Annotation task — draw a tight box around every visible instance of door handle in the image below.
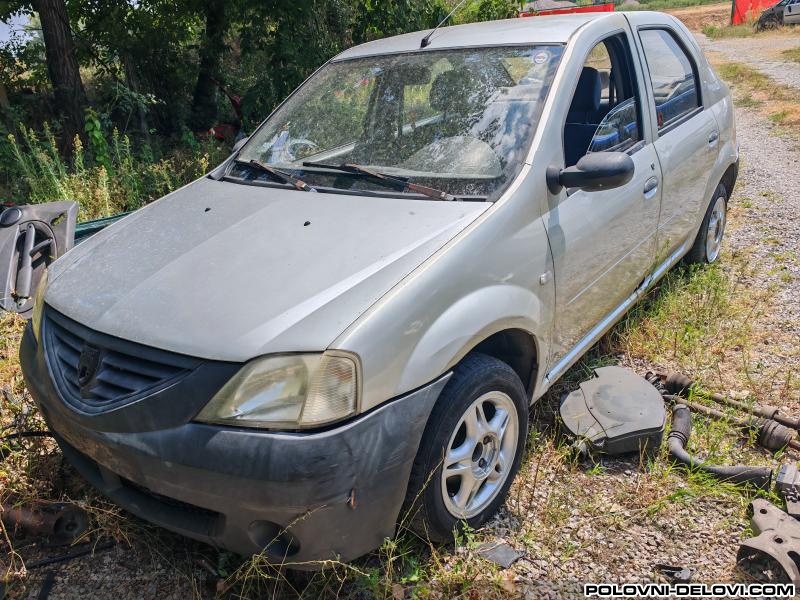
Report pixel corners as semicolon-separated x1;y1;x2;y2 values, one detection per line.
643;176;659;199
708;130;719;145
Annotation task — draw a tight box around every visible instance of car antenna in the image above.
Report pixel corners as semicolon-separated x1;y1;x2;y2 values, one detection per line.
420;0;469;48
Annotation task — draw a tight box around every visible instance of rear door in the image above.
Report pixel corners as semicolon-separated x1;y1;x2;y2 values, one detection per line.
627;18;720;261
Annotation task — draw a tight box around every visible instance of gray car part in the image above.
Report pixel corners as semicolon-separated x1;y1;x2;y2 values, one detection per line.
559;366;666;456
654;563;693;584
0;201;77;317
476;541;523;569
0;203;128;318
776;464;800;519
737;499;800;584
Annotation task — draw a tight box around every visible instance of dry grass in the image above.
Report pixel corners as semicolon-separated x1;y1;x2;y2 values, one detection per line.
782;46;800;64
663;2;730;31
714;61;800;131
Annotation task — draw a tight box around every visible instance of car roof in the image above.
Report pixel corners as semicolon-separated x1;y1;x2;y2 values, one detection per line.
333;13;615;61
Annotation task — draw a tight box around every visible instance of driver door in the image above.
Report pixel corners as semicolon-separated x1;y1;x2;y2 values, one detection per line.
546;32;662;363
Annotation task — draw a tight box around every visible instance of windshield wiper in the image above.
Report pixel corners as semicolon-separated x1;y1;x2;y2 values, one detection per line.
234;159;316;192
302;162;455;201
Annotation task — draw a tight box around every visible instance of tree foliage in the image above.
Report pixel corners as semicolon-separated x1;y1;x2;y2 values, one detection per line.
0;0;521;147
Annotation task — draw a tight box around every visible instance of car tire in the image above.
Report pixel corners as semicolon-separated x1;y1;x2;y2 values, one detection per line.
404;353;529;543
685;183;728;265
758;15;780;30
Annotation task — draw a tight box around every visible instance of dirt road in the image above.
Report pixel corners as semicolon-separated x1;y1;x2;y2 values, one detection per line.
698;31;800;90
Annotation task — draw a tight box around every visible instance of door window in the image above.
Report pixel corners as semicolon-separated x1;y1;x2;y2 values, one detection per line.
563;34;643;167
639;29;700;130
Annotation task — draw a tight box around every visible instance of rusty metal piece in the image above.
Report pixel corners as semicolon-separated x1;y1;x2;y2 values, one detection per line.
737;499;800;584
1;501;88;545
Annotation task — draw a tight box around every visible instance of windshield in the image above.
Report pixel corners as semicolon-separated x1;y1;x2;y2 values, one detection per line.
234;45;563;200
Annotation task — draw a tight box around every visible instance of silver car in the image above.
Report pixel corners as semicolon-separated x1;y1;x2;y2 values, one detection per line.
21;11;737;567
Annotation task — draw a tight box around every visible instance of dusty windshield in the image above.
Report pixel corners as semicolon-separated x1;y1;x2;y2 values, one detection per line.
233;45;563;200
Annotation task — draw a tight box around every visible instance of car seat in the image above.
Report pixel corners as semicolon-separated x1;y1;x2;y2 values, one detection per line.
564;66;602;167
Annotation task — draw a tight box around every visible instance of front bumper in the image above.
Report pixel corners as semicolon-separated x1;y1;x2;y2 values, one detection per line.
20;323;448;567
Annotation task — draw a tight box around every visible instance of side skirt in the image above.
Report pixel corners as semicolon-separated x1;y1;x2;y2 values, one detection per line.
542;240;689;388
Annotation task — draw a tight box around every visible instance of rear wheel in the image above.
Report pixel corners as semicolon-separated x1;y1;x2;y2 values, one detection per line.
686;183;728;265
404;353;529;542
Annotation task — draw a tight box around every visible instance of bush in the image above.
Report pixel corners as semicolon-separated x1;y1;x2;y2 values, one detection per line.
5;124;228;221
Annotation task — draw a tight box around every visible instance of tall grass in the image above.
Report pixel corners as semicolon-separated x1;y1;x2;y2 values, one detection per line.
5;125;227;221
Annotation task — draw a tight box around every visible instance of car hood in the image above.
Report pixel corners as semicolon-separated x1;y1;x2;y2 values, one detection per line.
46;177;489;361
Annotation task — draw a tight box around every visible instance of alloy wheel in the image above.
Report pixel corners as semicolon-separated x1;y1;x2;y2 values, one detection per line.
440;391;519;519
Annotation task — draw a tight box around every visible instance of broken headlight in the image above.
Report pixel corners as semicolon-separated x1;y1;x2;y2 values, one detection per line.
195;352;359;429
31;268;48;342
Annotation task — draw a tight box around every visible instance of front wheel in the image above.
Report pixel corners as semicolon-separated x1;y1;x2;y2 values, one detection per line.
686;183;728;264
404;353;529;542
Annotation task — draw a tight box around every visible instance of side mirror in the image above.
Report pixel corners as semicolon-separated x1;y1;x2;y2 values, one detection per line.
231;136;249;154
546;152;635;194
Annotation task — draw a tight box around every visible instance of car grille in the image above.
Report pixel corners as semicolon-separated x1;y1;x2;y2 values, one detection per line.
43;308;201;414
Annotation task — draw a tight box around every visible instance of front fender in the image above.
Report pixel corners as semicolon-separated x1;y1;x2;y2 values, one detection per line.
398;285;545;393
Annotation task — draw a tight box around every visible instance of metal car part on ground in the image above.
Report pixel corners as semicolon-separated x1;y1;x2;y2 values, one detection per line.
776;463;800;519
0;501;88;545
662;370;800;433
737;499;800;585
559;366;666;457
647;372;800;453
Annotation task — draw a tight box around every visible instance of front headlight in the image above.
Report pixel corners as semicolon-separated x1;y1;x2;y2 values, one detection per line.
31;268;48;341
195;352;359;429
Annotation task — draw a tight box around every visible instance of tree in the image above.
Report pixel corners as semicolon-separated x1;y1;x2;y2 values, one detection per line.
190;0;228;130
30;0;87;146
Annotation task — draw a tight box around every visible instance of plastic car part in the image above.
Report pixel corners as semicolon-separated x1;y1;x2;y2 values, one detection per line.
663;370;800;433
0;202;77;317
737;499;800;584
667;403;773;489
559;366;666;456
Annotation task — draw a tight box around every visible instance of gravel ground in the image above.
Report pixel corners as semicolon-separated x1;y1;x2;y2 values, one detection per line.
6;27;800;600
696;31;800;91
718;104;800;403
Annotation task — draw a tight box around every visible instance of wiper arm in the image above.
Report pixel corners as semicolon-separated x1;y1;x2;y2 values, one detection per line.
234;159;316;192
302;162;455;201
